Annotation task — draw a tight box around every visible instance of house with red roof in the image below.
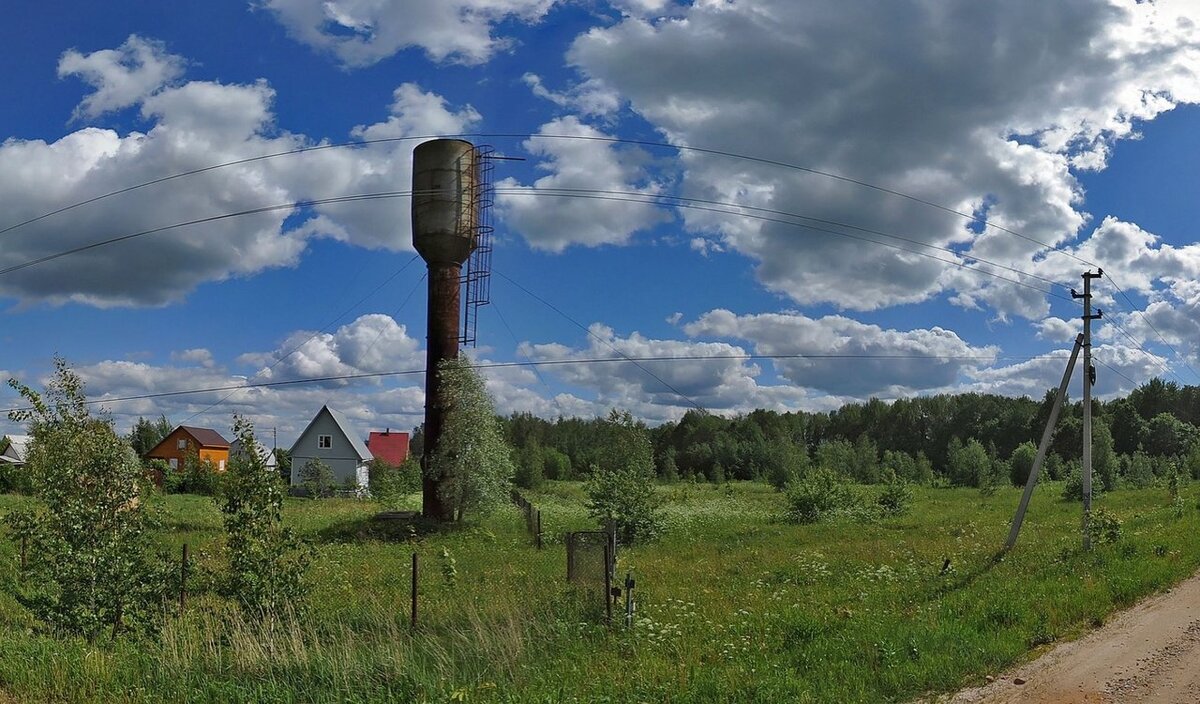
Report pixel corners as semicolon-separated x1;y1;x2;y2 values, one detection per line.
366;429;409;467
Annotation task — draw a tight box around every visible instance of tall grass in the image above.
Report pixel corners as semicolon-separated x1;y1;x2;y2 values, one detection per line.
0;483;1195;702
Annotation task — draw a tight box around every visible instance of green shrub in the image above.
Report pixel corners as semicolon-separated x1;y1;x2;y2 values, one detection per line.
218;416;310;616
1122;452;1156;488
0;462;32;495
179;453;222;496
1009;442;1037;487
784;467;858;524
1088;507;1122;545
543;447;573;481
980;457;1006;497
1061;464;1103;502
300;458;335;498
514;440;545;489
585;410;663;544
368;457;420;508
876;475;913;517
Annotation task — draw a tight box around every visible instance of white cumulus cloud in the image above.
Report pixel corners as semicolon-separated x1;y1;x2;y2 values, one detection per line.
0;38;481;308
262;0;559;66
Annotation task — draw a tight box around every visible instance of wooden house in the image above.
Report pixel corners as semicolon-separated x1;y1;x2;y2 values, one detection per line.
145;426;231;474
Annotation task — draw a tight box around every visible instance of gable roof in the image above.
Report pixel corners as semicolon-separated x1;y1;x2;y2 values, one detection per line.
290;405;373;461
230;438;278;467
180;426;230;449
1;435;31;464
367;431;409;466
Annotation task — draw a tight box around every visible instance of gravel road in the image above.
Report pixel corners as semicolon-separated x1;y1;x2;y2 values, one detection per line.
940;571;1200;703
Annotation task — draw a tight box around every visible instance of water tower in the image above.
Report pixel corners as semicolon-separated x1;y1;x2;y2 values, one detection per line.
411;139;481;521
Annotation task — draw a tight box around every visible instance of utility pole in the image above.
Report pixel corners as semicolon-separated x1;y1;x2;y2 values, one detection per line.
1073;270;1103;551
1006;334;1084;551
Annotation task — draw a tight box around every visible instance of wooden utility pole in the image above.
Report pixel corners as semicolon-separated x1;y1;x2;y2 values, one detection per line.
1074;270;1103;550
1006;334;1084;551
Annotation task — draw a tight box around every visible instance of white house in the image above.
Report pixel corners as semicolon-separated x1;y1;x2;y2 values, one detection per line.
0;435;31;468
289;405;373;490
229;437;278;470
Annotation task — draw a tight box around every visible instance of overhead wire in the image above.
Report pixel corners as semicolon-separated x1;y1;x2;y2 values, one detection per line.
1100;271;1200;383
487;297;569;418
0;190;421;277
1097;309;1179;383
0;186;1074;304
174;254;423;425
492;270;709;413
518;187;1073;290
0;131;1103;276
498;188;1078;303
0;352;1063;416
1092;356;1139;389
8;127;1187;400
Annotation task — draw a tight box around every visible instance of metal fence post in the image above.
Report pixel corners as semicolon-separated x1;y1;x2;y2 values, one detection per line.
566;533;574;582
604;543;613;626
536;509;543;549
410;552;418;630
179;543;189;612
624;572;635;628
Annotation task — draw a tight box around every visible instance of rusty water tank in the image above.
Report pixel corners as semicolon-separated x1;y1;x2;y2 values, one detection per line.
411;138;479;521
412;139;478;266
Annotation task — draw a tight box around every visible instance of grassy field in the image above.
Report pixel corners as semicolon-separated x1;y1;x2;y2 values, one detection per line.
0;481;1197;703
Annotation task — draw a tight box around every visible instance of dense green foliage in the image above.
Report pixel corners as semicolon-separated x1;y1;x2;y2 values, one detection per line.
367;457;421;509
216;417;309;616
299;458;335;498
164;451;221;496
5;360;169;640
784;466;859;523
584;410;662;543
498;379;1200;497
433;357;515;520
125;415;173;459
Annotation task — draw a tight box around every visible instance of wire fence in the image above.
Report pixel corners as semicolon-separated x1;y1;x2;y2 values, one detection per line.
3;491;637;649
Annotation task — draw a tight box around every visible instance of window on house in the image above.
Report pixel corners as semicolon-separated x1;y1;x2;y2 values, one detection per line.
318;435;332;449
169;458;178;470
218;459;225;472
177;439;187;450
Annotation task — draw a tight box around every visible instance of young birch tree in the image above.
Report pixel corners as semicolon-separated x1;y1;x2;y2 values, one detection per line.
218;416;310;615
6;358;167;640
433;357;516;521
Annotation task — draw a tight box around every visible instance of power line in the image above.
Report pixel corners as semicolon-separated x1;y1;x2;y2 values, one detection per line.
0;132;1102;275
1101;271;1200;383
0;190;421;277
0;353;1056;416
523;187;1073;291
175;254;423;425
501;189;1078;302
488;297;569;418
1092;355;1139;388
1099;310;1178;383
0;186;1074;305
493;270;709;413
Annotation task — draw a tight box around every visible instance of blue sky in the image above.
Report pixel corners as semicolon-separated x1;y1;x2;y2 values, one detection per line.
2;0;1199;445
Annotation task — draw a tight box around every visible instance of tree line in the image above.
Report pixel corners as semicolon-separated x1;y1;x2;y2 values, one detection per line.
502;377;1200;489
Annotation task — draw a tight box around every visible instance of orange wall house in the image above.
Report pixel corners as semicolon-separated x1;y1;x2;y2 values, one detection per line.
145;426;231;479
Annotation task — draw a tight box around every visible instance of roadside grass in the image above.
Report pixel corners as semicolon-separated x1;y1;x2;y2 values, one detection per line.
0;482;1195;702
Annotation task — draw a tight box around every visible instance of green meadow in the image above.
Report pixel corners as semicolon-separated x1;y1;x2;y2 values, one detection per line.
0;481;1196;703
